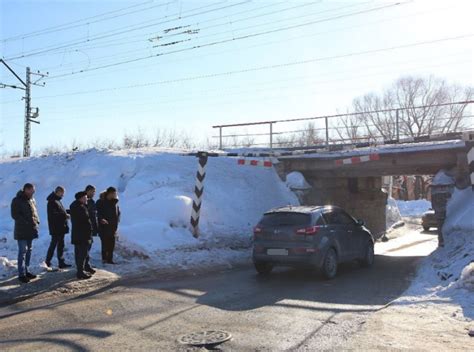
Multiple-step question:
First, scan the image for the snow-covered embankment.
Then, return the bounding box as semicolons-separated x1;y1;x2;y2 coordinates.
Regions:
0;149;298;277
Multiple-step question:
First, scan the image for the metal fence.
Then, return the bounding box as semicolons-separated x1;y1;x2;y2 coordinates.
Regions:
212;100;474;149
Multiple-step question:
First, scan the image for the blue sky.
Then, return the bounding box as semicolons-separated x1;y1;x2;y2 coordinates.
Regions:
1;0;473;153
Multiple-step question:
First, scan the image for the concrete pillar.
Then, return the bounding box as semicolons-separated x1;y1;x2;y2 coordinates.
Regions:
304;176;388;238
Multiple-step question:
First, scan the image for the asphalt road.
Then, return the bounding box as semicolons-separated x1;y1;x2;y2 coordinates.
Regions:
0;230;436;351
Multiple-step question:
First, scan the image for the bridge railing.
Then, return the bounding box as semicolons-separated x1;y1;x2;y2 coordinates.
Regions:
212;100;474;149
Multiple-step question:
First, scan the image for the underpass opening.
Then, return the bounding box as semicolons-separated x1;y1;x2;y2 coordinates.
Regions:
279;139;472;238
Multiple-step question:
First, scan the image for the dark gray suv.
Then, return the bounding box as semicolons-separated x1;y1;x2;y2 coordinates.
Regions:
252;205;375;279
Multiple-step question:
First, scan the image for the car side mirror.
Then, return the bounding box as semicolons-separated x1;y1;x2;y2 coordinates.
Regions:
356;219;364;226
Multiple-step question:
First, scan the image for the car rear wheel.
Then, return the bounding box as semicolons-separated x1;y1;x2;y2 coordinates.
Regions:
254;262;273;275
321;248;338;279
361;242;374;267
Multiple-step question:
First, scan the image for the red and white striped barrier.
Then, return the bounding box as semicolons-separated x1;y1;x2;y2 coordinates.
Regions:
237;159;273;167
335;153;380;166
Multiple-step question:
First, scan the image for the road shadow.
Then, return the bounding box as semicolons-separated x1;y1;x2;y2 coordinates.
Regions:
0;328;112;351
0;270;77;306
122;254;425;333
195;254;423;311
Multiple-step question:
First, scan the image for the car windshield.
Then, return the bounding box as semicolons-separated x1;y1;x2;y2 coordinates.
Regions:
260;212;311;226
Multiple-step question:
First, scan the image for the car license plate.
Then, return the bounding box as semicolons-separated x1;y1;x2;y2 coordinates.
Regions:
267;248;288;256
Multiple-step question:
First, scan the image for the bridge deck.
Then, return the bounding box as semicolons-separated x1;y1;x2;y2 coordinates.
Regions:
279;139;470;177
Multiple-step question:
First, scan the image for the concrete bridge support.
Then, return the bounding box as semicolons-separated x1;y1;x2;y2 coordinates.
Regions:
302;176;388;238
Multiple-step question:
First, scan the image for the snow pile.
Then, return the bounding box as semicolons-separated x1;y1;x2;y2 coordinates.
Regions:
458;262;474;291
386;197;403;229
442;187;474;235
399;187;474;319
396;199;431;217
0;149;298;278
285;171;311;203
286;171;311;190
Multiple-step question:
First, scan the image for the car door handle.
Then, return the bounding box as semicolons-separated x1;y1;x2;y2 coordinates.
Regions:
348;230;353;233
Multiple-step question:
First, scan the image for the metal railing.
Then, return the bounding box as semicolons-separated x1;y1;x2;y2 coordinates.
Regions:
212;100;474;149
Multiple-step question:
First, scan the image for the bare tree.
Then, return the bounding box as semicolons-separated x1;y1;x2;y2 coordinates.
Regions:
343;75;473;141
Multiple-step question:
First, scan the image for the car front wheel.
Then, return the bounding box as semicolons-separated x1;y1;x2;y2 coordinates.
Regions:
254;262;273;275
321;248;338;279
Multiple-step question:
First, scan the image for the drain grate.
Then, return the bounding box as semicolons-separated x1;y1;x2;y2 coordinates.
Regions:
178;330;232;347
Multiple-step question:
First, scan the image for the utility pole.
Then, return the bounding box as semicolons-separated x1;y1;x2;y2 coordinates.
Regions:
1;59;47;157
23;67;47;157
24;67;31;157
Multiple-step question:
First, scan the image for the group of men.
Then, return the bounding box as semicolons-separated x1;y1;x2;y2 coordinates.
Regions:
10;183;121;283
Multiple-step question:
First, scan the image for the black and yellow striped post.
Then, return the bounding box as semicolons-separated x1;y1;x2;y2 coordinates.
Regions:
191;152;208;238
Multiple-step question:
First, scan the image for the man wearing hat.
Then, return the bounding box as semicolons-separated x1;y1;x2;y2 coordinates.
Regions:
70;191;93;279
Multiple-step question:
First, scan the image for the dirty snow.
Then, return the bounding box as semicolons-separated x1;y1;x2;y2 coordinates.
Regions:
397;187;474;320
0;149;298;279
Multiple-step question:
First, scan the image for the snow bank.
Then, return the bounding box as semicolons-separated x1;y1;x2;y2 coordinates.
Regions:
0;149;298;278
396;199;431;217
399;187;474;319
443;188;474;235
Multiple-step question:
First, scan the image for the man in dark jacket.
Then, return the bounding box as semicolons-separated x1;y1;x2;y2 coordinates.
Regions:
85;185;98;237
45;186;72;269
97;187;121;264
11;183;40;283
84;185;98;274
70;192;93;280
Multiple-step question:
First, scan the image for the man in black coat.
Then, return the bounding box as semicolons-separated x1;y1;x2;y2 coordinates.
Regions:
84;185;98;274
97;187;121;264
85;185;98;237
70;192;93;280
45;186;72;269
10;183;40;283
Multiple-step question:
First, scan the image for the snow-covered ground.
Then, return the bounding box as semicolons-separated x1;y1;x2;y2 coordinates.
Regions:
396;187;474;320
0;149;298;279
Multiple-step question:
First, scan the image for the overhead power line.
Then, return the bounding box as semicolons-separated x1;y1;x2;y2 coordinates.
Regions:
45;2;406;79
32;1;364;75
1;0;167;42
31;34;474;99
31;56;472;116
3;1;251;60
34;3;457;83
1;1;320;68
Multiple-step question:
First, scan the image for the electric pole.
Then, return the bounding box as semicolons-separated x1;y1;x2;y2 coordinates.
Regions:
24;67;31;157
1;59;47;157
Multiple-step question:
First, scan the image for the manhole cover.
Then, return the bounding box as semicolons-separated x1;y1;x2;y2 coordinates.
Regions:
178;330;232;346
